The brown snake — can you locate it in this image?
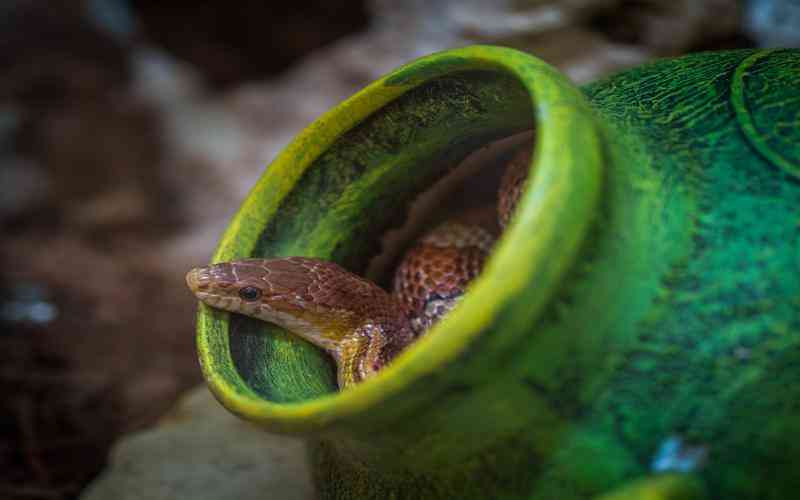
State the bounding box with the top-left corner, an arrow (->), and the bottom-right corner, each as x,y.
186,148 -> 530,389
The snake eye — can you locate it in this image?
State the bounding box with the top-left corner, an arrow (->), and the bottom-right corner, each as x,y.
238,286 -> 262,301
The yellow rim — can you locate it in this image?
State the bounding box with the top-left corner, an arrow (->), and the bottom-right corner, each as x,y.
196,45 -> 604,432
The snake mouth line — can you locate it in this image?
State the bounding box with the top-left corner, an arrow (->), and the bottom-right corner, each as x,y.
195,45 -> 604,432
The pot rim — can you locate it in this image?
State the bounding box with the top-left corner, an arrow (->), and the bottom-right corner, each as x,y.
195,44 -> 604,433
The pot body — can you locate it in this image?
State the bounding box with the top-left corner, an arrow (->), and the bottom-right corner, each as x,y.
195,47 -> 800,500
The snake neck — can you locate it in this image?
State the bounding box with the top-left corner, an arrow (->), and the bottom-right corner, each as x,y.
235,298 -> 416,389
238,278 -> 417,389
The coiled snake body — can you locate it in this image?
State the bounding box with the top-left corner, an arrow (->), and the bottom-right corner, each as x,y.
186,149 -> 530,389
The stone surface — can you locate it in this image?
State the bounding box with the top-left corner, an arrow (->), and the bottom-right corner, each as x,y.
80,387 -> 314,500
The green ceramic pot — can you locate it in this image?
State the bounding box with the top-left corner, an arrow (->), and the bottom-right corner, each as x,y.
195,46 -> 800,499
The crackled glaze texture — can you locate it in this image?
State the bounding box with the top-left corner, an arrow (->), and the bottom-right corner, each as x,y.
195,47 -> 800,500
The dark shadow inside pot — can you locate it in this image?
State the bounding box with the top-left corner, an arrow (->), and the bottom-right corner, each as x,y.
366,131 -> 534,289
227,70 -> 535,403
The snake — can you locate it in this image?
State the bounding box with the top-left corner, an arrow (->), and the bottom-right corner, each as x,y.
186,147 -> 530,389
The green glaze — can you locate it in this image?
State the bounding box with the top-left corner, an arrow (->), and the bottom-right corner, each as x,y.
195,46 -> 800,499
595,475 -> 706,500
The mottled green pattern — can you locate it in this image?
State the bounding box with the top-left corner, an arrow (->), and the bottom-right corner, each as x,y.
578,49 -> 800,500
195,47 -> 800,499
732,50 -> 800,176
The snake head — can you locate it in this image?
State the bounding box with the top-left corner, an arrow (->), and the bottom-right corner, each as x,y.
186,257 -> 353,323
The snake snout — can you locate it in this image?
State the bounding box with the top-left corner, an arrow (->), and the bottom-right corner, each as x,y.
186,263 -> 240,293
186,265 -> 238,311
185,267 -> 211,294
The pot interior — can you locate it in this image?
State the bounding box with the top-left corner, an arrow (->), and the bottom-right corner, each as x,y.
227,70 -> 534,403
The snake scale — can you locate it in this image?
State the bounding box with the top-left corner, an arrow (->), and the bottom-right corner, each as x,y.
186,147 -> 530,389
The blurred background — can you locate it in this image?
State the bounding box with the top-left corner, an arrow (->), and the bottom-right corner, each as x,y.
0,0 -> 798,498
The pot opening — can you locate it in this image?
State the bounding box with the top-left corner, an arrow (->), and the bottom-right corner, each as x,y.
225,69 -> 535,404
